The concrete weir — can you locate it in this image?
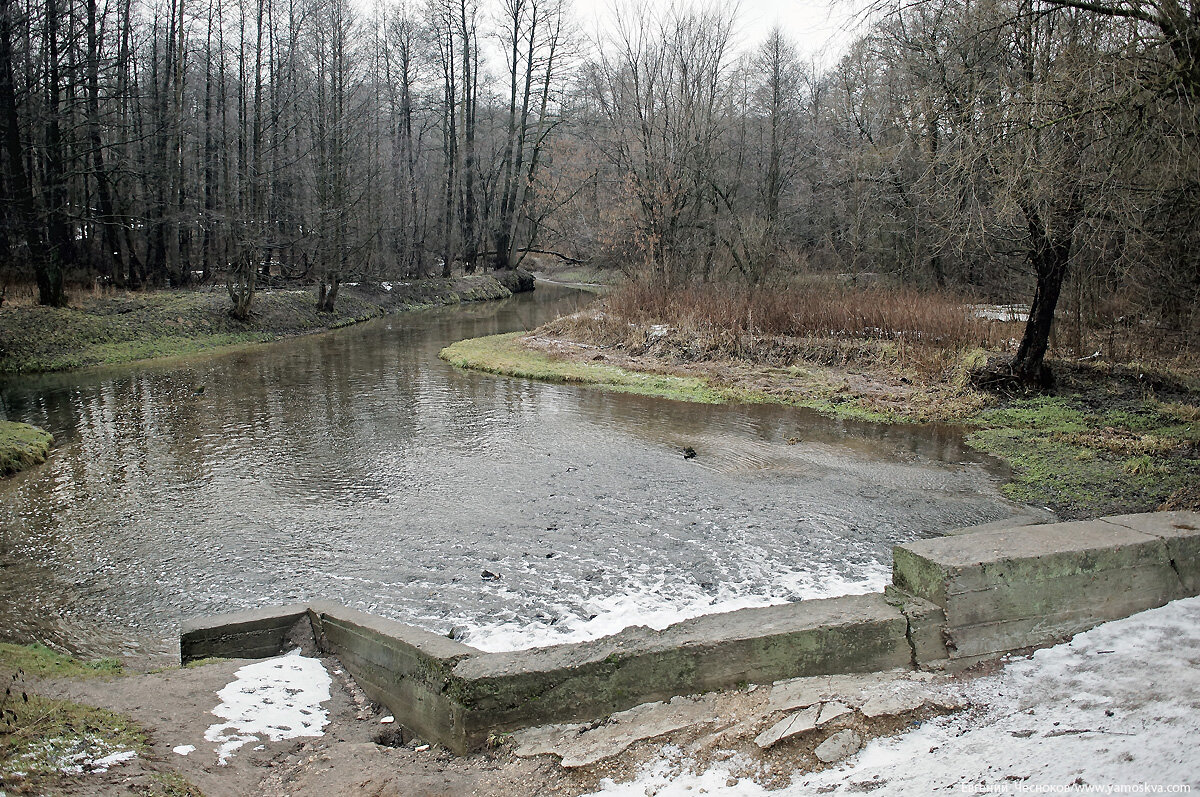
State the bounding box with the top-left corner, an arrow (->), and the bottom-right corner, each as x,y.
180,510 -> 1200,753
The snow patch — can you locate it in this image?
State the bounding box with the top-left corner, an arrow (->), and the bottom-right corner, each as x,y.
18,735 -> 138,776
204,650 -> 331,765
586,596 -> 1200,795
172,744 -> 195,756
90,750 -> 137,772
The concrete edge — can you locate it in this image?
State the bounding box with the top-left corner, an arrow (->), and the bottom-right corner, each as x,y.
176,511 -> 1200,751
180,603 -> 310,664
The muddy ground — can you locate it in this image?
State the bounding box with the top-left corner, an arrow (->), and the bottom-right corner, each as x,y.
11,656 -> 971,797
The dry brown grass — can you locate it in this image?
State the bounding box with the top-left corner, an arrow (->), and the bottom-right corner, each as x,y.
0,279 -> 126,308
538,281 -> 1025,385
605,281 -> 1014,349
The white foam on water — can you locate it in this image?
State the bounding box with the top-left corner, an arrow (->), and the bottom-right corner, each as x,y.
461,563 -> 890,652
203,650 -> 331,765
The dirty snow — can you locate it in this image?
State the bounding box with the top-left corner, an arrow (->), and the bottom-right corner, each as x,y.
204,650 -> 331,765
587,596 -> 1200,795
15,735 -> 138,776
87,750 -> 137,773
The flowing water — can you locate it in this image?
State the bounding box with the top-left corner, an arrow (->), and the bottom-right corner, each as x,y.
0,283 -> 1036,661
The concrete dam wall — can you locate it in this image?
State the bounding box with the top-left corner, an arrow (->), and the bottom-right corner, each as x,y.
180,510 -> 1200,754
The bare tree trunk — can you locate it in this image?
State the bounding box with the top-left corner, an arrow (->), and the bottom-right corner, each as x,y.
1011,203 -> 1078,387
0,0 -> 59,306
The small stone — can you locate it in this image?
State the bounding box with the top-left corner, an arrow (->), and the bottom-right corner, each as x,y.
380,716 -> 395,724
414,744 -> 430,752
682,447 -> 697,459
860,693 -> 926,719
755,704 -> 820,749
816,701 -> 852,726
481,570 -> 501,581
814,730 -> 862,763
929,695 -> 967,711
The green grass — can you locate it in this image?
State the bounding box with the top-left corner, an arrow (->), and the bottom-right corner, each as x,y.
140,771 -> 205,797
0,645 -> 205,795
0,422 -> 53,477
0,689 -> 145,792
0,276 -> 512,374
962,393 -> 1200,516
440,333 -> 728,403
442,333 -> 934,423
0,643 -> 123,678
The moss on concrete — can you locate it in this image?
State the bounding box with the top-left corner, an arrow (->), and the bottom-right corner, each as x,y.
0,422 -> 53,478
0,276 -> 511,374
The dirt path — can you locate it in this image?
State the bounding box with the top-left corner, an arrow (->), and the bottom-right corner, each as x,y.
20,654 -> 968,797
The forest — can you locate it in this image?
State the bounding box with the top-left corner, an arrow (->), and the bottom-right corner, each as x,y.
0,0 -> 1197,383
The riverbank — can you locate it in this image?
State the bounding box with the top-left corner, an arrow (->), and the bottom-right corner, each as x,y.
0,275 -> 512,374
440,321 -> 1200,518
5,596 -> 1197,795
0,421 -> 53,477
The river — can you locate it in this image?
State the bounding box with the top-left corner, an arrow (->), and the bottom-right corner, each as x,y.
0,283 -> 1034,662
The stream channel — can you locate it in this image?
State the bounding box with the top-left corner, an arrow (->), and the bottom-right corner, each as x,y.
0,282 -> 1037,662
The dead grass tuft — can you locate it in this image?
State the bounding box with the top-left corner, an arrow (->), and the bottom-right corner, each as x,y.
605,281 -> 1015,351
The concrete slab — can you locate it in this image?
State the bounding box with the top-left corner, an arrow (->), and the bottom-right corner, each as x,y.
816,701 -> 852,725
1102,510 -> 1200,537
755,704 -> 820,748
306,603 -> 480,753
175,510 -> 1195,754
513,695 -> 721,767
884,587 -> 948,666
860,692 -> 927,718
894,520 -> 1162,602
1104,512 -> 1200,594
766,671 -> 907,713
180,604 -> 310,664
449,594 -> 912,746
942,513 -> 1056,536
892,514 -> 1195,661
815,729 -> 862,763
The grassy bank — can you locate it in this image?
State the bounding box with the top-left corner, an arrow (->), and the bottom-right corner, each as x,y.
0,421 -> 53,477
0,644 -> 135,795
0,644 -> 205,796
440,332 -> 726,403
0,275 -> 511,374
441,324 -> 1200,519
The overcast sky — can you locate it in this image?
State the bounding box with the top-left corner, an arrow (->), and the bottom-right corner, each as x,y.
574,0 -> 867,67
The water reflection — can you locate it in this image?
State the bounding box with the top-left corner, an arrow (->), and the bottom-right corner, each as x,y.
0,284 -> 1032,659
